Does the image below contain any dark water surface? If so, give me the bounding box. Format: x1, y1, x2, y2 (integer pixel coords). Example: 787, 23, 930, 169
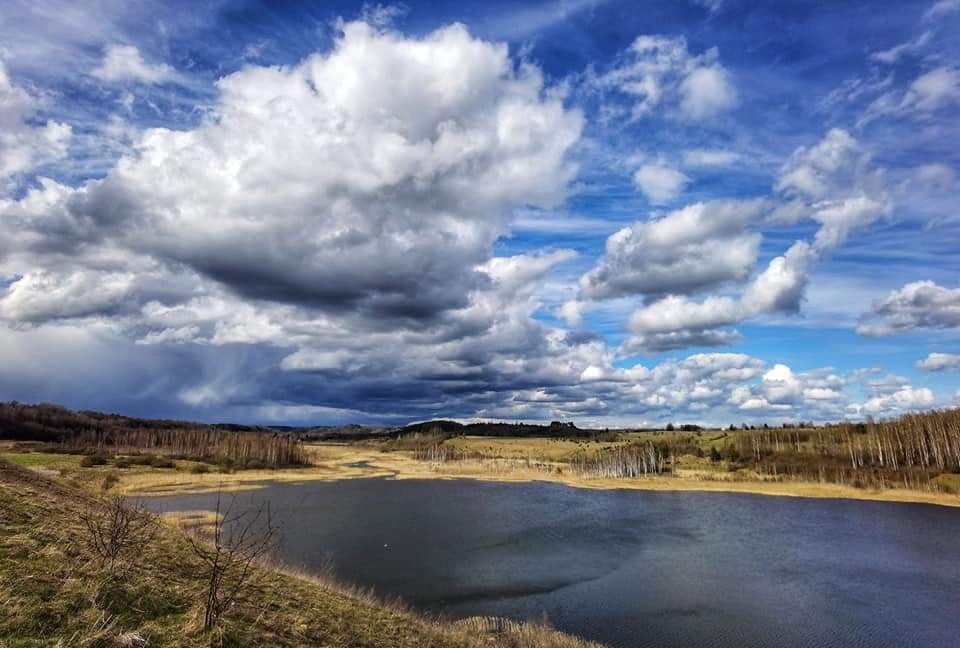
145, 479, 960, 648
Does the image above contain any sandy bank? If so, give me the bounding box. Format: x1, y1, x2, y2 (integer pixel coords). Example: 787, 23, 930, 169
114, 444, 960, 509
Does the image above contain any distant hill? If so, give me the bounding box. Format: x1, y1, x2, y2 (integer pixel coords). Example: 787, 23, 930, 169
394, 419, 591, 438
299, 423, 394, 441
0, 401, 604, 442
0, 401, 291, 443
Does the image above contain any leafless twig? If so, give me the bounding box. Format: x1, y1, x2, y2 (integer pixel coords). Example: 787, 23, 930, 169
79, 495, 159, 576
185, 487, 280, 632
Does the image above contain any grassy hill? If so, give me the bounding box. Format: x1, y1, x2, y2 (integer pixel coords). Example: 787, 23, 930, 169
0, 459, 601, 648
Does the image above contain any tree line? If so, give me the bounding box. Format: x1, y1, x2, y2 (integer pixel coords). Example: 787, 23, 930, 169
724, 409, 960, 491
389, 408, 960, 492
0, 402, 308, 468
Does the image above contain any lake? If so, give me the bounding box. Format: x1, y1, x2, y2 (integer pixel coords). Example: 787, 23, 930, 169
145, 478, 960, 648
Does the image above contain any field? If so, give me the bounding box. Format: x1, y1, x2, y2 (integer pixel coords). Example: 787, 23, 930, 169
2, 445, 955, 511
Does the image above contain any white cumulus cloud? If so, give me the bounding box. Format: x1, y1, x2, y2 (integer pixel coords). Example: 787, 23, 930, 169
593, 34, 737, 121
633, 162, 690, 204
917, 352, 960, 371
92, 45, 174, 84
858, 281, 960, 335
580, 199, 766, 301
2, 21, 583, 328
618, 129, 889, 353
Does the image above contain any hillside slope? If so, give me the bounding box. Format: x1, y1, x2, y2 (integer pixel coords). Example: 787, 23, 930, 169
0, 460, 600, 648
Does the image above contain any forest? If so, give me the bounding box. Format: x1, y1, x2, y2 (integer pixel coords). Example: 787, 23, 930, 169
0, 402, 307, 468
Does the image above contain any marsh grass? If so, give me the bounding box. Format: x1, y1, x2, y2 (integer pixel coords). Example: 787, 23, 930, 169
0, 450, 85, 471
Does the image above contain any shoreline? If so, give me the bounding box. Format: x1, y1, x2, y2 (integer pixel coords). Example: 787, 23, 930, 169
111, 446, 960, 509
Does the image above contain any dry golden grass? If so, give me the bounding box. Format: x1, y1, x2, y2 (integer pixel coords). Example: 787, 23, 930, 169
444, 436, 629, 461
10, 436, 960, 508
160, 509, 222, 533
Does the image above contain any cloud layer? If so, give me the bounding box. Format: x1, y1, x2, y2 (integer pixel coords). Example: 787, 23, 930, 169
0, 4, 954, 426
575, 128, 892, 354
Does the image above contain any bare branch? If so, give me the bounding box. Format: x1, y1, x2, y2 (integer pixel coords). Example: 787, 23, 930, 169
186, 486, 281, 632
79, 495, 159, 577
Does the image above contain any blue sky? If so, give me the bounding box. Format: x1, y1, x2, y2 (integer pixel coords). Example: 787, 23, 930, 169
0, 0, 957, 426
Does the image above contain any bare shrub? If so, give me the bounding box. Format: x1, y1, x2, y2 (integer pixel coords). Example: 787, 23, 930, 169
80, 495, 158, 576
80, 454, 109, 467
185, 489, 280, 632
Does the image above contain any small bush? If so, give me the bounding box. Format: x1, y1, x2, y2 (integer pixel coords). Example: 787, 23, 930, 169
149, 456, 175, 469
190, 463, 210, 474
80, 455, 108, 468
102, 473, 119, 491
590, 431, 621, 443
113, 459, 131, 469
81, 495, 158, 574
725, 445, 741, 462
